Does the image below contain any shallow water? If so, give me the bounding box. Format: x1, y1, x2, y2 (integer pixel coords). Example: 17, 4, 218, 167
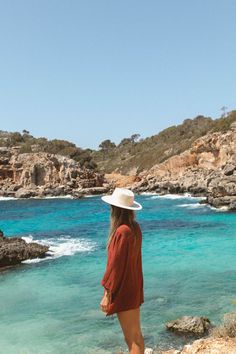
0, 195, 236, 353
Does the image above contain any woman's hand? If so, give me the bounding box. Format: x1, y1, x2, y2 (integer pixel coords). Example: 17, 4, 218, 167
100, 290, 110, 313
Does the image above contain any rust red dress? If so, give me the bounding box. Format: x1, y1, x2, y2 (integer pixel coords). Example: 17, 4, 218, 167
101, 223, 144, 316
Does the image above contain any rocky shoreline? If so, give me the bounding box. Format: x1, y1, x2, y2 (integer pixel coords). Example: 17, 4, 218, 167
117, 314, 236, 353
1, 123, 236, 211
0, 230, 49, 269
0, 147, 110, 199
127, 122, 236, 211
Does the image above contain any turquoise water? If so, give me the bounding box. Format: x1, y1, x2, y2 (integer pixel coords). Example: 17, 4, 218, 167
0, 194, 236, 354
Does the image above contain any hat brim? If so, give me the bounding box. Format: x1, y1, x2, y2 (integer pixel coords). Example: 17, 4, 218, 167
101, 195, 142, 211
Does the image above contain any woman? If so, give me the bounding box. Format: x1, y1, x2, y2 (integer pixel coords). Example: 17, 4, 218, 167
100, 187, 144, 354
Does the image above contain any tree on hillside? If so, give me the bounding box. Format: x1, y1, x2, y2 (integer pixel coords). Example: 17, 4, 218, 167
99, 139, 116, 151
119, 138, 131, 146
22, 129, 30, 135
130, 134, 141, 143
220, 106, 228, 118
10, 132, 23, 144
119, 134, 141, 147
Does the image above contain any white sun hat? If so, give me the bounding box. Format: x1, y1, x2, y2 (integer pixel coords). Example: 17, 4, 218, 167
101, 187, 142, 211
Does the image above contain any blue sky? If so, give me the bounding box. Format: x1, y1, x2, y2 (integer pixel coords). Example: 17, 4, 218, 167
0, 0, 235, 149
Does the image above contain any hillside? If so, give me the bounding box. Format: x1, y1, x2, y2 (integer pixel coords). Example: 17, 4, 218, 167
92, 111, 236, 174
132, 120, 236, 210
1, 111, 236, 177
0, 130, 97, 170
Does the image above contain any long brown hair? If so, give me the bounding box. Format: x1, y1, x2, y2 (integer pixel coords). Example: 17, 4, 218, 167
107, 205, 137, 249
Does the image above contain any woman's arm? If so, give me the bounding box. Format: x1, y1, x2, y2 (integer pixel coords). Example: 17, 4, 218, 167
100, 228, 130, 311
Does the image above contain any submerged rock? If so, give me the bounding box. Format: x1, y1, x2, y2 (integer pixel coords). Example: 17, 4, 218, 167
166, 316, 211, 336
0, 231, 49, 268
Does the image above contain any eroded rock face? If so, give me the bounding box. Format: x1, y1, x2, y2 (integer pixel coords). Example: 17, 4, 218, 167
0, 149, 105, 198
0, 234, 49, 268
133, 124, 236, 210
166, 316, 211, 335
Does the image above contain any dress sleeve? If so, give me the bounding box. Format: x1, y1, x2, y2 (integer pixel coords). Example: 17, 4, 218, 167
101, 229, 129, 298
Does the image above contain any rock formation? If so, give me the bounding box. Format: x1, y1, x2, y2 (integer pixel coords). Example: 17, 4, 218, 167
162, 337, 236, 353
132, 122, 236, 210
1, 122, 236, 208
166, 316, 211, 336
0, 230, 49, 268
0, 147, 108, 198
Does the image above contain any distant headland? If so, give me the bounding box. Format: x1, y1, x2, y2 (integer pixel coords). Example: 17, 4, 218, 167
1, 110, 236, 210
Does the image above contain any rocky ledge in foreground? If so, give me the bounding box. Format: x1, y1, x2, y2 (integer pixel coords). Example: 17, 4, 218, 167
0, 230, 49, 268
118, 337, 236, 354
163, 337, 236, 353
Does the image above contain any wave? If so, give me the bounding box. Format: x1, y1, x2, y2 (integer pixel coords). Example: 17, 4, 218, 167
177, 203, 205, 209
209, 205, 229, 212
41, 195, 73, 199
0, 195, 74, 202
84, 195, 99, 198
0, 196, 18, 201
150, 193, 205, 200
151, 193, 191, 200
177, 203, 229, 213
21, 235, 96, 264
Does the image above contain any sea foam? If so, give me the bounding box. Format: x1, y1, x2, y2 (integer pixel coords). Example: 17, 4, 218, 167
21, 235, 96, 264
150, 193, 205, 200
177, 203, 205, 209
0, 196, 18, 201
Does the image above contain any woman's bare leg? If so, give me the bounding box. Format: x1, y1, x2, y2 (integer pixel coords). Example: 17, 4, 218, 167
117, 307, 144, 354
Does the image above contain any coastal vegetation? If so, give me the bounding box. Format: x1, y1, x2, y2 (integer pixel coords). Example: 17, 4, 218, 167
0, 130, 97, 170
93, 110, 236, 174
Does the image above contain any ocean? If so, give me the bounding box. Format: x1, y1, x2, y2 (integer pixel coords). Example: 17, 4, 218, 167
0, 194, 236, 354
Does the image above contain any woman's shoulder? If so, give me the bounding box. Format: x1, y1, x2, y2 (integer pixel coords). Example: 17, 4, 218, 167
116, 222, 141, 235
116, 224, 132, 235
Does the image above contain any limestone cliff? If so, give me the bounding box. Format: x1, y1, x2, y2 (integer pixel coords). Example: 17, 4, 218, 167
118, 122, 236, 210
0, 147, 106, 198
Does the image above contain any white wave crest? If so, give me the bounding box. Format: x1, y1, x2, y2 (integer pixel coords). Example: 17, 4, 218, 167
209, 205, 229, 212
150, 193, 205, 200
32, 194, 73, 199
151, 193, 191, 200
0, 196, 18, 201
21, 235, 96, 264
177, 203, 205, 209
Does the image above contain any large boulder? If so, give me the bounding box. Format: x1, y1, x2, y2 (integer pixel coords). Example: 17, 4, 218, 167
223, 164, 236, 176
0, 234, 49, 268
15, 187, 37, 198
166, 316, 211, 336
207, 195, 236, 211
